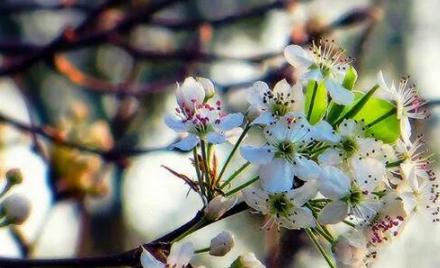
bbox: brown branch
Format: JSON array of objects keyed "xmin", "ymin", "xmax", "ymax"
[
  {"xmin": 0, "ymin": 112, "xmax": 172, "ymax": 161},
  {"xmin": 0, "ymin": 203, "xmax": 249, "ymax": 267}
]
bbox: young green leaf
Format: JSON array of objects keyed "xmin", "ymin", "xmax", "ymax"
[{"xmin": 305, "ymin": 80, "xmax": 328, "ymax": 124}]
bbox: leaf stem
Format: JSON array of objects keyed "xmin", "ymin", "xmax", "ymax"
[
  {"xmin": 224, "ymin": 176, "xmax": 259, "ymax": 196},
  {"xmin": 219, "ymin": 162, "xmax": 250, "ymax": 189},
  {"xmin": 193, "ymin": 147, "xmax": 206, "ymax": 200},
  {"xmin": 305, "ymin": 228, "xmax": 336, "ymax": 268},
  {"xmin": 217, "ymin": 123, "xmax": 251, "ymax": 181}
]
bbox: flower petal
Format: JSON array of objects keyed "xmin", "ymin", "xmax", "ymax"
[
  {"xmin": 251, "ymin": 111, "xmax": 275, "ymax": 125},
  {"xmin": 351, "ymin": 157, "xmax": 385, "ymax": 193},
  {"xmin": 140, "ymin": 248, "xmax": 165, "ymax": 268},
  {"xmin": 293, "ymin": 156, "xmax": 321, "ymax": 181},
  {"xmin": 164, "ymin": 115, "xmax": 187, "ymax": 132},
  {"xmin": 218, "ymin": 113, "xmax": 244, "ymax": 131},
  {"xmin": 318, "ymin": 148, "xmax": 343, "ymax": 166},
  {"xmin": 180, "ymin": 77, "xmax": 205, "ymax": 104},
  {"xmin": 312, "ymin": 120, "xmax": 340, "ymax": 143},
  {"xmin": 284, "ymin": 45, "xmax": 314, "ymax": 68},
  {"xmin": 242, "ymin": 187, "xmax": 269, "ymax": 213},
  {"xmin": 207, "ymin": 132, "xmax": 227, "ymax": 144},
  {"xmin": 338, "ymin": 119, "xmax": 361, "ymax": 137},
  {"xmin": 400, "ymin": 116, "xmax": 412, "ymax": 146},
  {"xmin": 302, "ymin": 69, "xmax": 323, "ymax": 81},
  {"xmin": 167, "ymin": 242, "xmax": 194, "ymax": 267},
  {"xmin": 247, "ymin": 81, "xmax": 270, "ymax": 107},
  {"xmin": 319, "ymin": 166, "xmax": 351, "ymax": 199},
  {"xmin": 170, "ymin": 135, "xmax": 200, "ymax": 151},
  {"xmin": 273, "ymin": 79, "xmax": 291, "ymax": 96},
  {"xmin": 240, "ymin": 145, "xmax": 274, "ymax": 165},
  {"xmin": 319, "ymin": 200, "xmax": 349, "ymax": 225},
  {"xmin": 325, "ymin": 79, "xmax": 354, "ymax": 105},
  {"xmin": 288, "ymin": 180, "xmax": 318, "ymax": 206},
  {"xmin": 259, "ymin": 159, "xmax": 294, "ymax": 193},
  {"xmin": 286, "ymin": 207, "xmax": 316, "ymax": 229},
  {"xmin": 400, "ymin": 160, "xmax": 418, "ymax": 190}
]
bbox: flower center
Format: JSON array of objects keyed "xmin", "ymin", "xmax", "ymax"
[
  {"xmin": 275, "ymin": 141, "xmax": 295, "ymax": 159},
  {"xmin": 268, "ymin": 193, "xmax": 294, "ymax": 218},
  {"xmin": 342, "ymin": 187, "xmax": 364, "ymax": 205},
  {"xmin": 341, "ymin": 137, "xmax": 358, "ymax": 158}
]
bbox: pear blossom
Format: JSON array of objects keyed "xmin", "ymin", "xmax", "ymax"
[
  {"xmin": 333, "ymin": 230, "xmax": 367, "ymax": 268},
  {"xmin": 377, "ymin": 71, "xmax": 428, "ymax": 145},
  {"xmin": 205, "ymin": 194, "xmax": 238, "ymax": 221},
  {"xmin": 165, "ymin": 77, "xmax": 244, "ymax": 151},
  {"xmin": 140, "ymin": 242, "xmax": 194, "ymax": 268},
  {"xmin": 240, "ymin": 113, "xmax": 321, "ymax": 192},
  {"xmin": 318, "ymin": 161, "xmax": 385, "ymax": 225},
  {"xmin": 242, "ymin": 182, "xmax": 317, "ymax": 230},
  {"xmin": 317, "ymin": 119, "xmax": 383, "ymax": 167},
  {"xmin": 246, "ymin": 79, "xmax": 304, "ymax": 125},
  {"xmin": 0, "ymin": 194, "xmax": 31, "ymax": 225},
  {"xmin": 284, "ymin": 40, "xmax": 354, "ymax": 105},
  {"xmin": 209, "ymin": 231, "xmax": 235, "ymax": 256}
]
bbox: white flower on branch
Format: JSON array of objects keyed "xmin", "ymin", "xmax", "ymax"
[
  {"xmin": 284, "ymin": 40, "xmax": 354, "ymax": 105},
  {"xmin": 141, "ymin": 242, "xmax": 194, "ymax": 268},
  {"xmin": 209, "ymin": 231, "xmax": 235, "ymax": 256},
  {"xmin": 240, "ymin": 113, "xmax": 321, "ymax": 192},
  {"xmin": 242, "ymin": 182, "xmax": 317, "ymax": 230},
  {"xmin": 246, "ymin": 79, "xmax": 304, "ymax": 125},
  {"xmin": 165, "ymin": 77, "xmax": 244, "ymax": 151}
]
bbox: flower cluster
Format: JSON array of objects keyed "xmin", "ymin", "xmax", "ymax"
[{"xmin": 157, "ymin": 40, "xmax": 437, "ymax": 268}]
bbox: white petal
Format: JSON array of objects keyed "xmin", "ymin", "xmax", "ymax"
[
  {"xmin": 400, "ymin": 161, "xmax": 418, "ymax": 190},
  {"xmin": 318, "ymin": 148, "xmax": 343, "ymax": 166},
  {"xmin": 259, "ymin": 159, "xmax": 294, "ymax": 193},
  {"xmin": 325, "ymin": 79, "xmax": 354, "ymax": 105},
  {"xmin": 400, "ymin": 116, "xmax": 412, "ymax": 146},
  {"xmin": 196, "ymin": 77, "xmax": 215, "ymax": 97},
  {"xmin": 207, "ymin": 132, "xmax": 227, "ymax": 144},
  {"xmin": 319, "ymin": 166, "xmax": 351, "ymax": 199},
  {"xmin": 351, "ymin": 157, "xmax": 385, "ymax": 193},
  {"xmin": 180, "ymin": 77, "xmax": 205, "ymax": 104},
  {"xmin": 338, "ymin": 119, "xmax": 360, "ymax": 137},
  {"xmin": 351, "ymin": 200, "xmax": 380, "ymax": 225},
  {"xmin": 247, "ymin": 81, "xmax": 269, "ymax": 108},
  {"xmin": 357, "ymin": 137, "xmax": 383, "ymax": 157},
  {"xmin": 167, "ymin": 242, "xmax": 194, "ymax": 267},
  {"xmin": 302, "ymin": 69, "xmax": 323, "ymax": 81},
  {"xmin": 242, "ymin": 187, "xmax": 269, "ymax": 213},
  {"xmin": 287, "ymin": 207, "xmax": 316, "ymax": 229},
  {"xmin": 273, "ymin": 79, "xmax": 291, "ymax": 96},
  {"xmin": 170, "ymin": 135, "xmax": 200, "ymax": 151},
  {"xmin": 293, "ymin": 157, "xmax": 321, "ymax": 181},
  {"xmin": 140, "ymin": 248, "xmax": 165, "ymax": 268},
  {"xmin": 288, "ymin": 180, "xmax": 318, "ymax": 206},
  {"xmin": 313, "ymin": 120, "xmax": 340, "ymax": 143},
  {"xmin": 251, "ymin": 111, "xmax": 274, "ymax": 125},
  {"xmin": 225, "ymin": 127, "xmax": 243, "ymax": 144},
  {"xmin": 291, "ymin": 83, "xmax": 305, "ymax": 113},
  {"xmin": 240, "ymin": 145, "xmax": 274, "ymax": 165},
  {"xmin": 284, "ymin": 45, "xmax": 314, "ymax": 68},
  {"xmin": 218, "ymin": 113, "xmax": 244, "ymax": 131},
  {"xmin": 164, "ymin": 115, "xmax": 187, "ymax": 132},
  {"xmin": 319, "ymin": 200, "xmax": 349, "ymax": 225}
]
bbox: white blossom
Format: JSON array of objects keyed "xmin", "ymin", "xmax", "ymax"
[
  {"xmin": 165, "ymin": 77, "xmax": 244, "ymax": 151},
  {"xmin": 240, "ymin": 113, "xmax": 320, "ymax": 192},
  {"xmin": 141, "ymin": 242, "xmax": 194, "ymax": 268},
  {"xmin": 209, "ymin": 231, "xmax": 235, "ymax": 256},
  {"xmin": 284, "ymin": 40, "xmax": 354, "ymax": 105}
]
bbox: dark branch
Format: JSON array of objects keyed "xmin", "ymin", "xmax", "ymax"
[{"xmin": 0, "ymin": 2, "xmax": 93, "ymax": 14}]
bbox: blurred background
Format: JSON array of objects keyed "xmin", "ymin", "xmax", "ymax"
[{"xmin": 0, "ymin": 0, "xmax": 439, "ymax": 267}]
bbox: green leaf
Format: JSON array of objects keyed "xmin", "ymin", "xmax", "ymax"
[
  {"xmin": 305, "ymin": 80, "xmax": 328, "ymax": 125},
  {"xmin": 327, "ymin": 66, "xmax": 358, "ymax": 123},
  {"xmin": 333, "ymin": 85, "xmax": 379, "ymax": 125},
  {"xmin": 334, "ymin": 91, "xmax": 400, "ymax": 143}
]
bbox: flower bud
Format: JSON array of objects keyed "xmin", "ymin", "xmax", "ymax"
[
  {"xmin": 5, "ymin": 169, "xmax": 23, "ymax": 185},
  {"xmin": 229, "ymin": 253, "xmax": 265, "ymax": 268},
  {"xmin": 0, "ymin": 194, "xmax": 31, "ymax": 225},
  {"xmin": 333, "ymin": 231, "xmax": 366, "ymax": 268},
  {"xmin": 197, "ymin": 77, "xmax": 215, "ymax": 101},
  {"xmin": 205, "ymin": 195, "xmax": 237, "ymax": 221},
  {"xmin": 209, "ymin": 231, "xmax": 235, "ymax": 256}
]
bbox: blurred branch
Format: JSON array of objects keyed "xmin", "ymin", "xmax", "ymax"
[
  {"xmin": 0, "ymin": 203, "xmax": 249, "ymax": 267},
  {"xmin": 0, "ymin": 0, "xmax": 186, "ymax": 76},
  {"xmin": 0, "ymin": 112, "xmax": 172, "ymax": 161},
  {"xmin": 0, "ymin": 1, "xmax": 93, "ymax": 14},
  {"xmin": 149, "ymin": 0, "xmax": 290, "ymax": 30}
]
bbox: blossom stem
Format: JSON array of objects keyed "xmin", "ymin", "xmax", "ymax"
[
  {"xmin": 172, "ymin": 218, "xmax": 207, "ymax": 242},
  {"xmin": 194, "ymin": 247, "xmax": 211, "ymax": 254},
  {"xmin": 219, "ymin": 162, "xmax": 250, "ymax": 189},
  {"xmin": 314, "ymin": 225, "xmax": 335, "ymax": 244},
  {"xmin": 305, "ymin": 228, "xmax": 336, "ymax": 268},
  {"xmin": 217, "ymin": 123, "xmax": 251, "ymax": 182},
  {"xmin": 193, "ymin": 147, "xmax": 206, "ymax": 200},
  {"xmin": 224, "ymin": 176, "xmax": 259, "ymax": 197},
  {"xmin": 366, "ymin": 106, "xmax": 397, "ymax": 129},
  {"xmin": 200, "ymin": 140, "xmax": 212, "ymax": 200}
]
